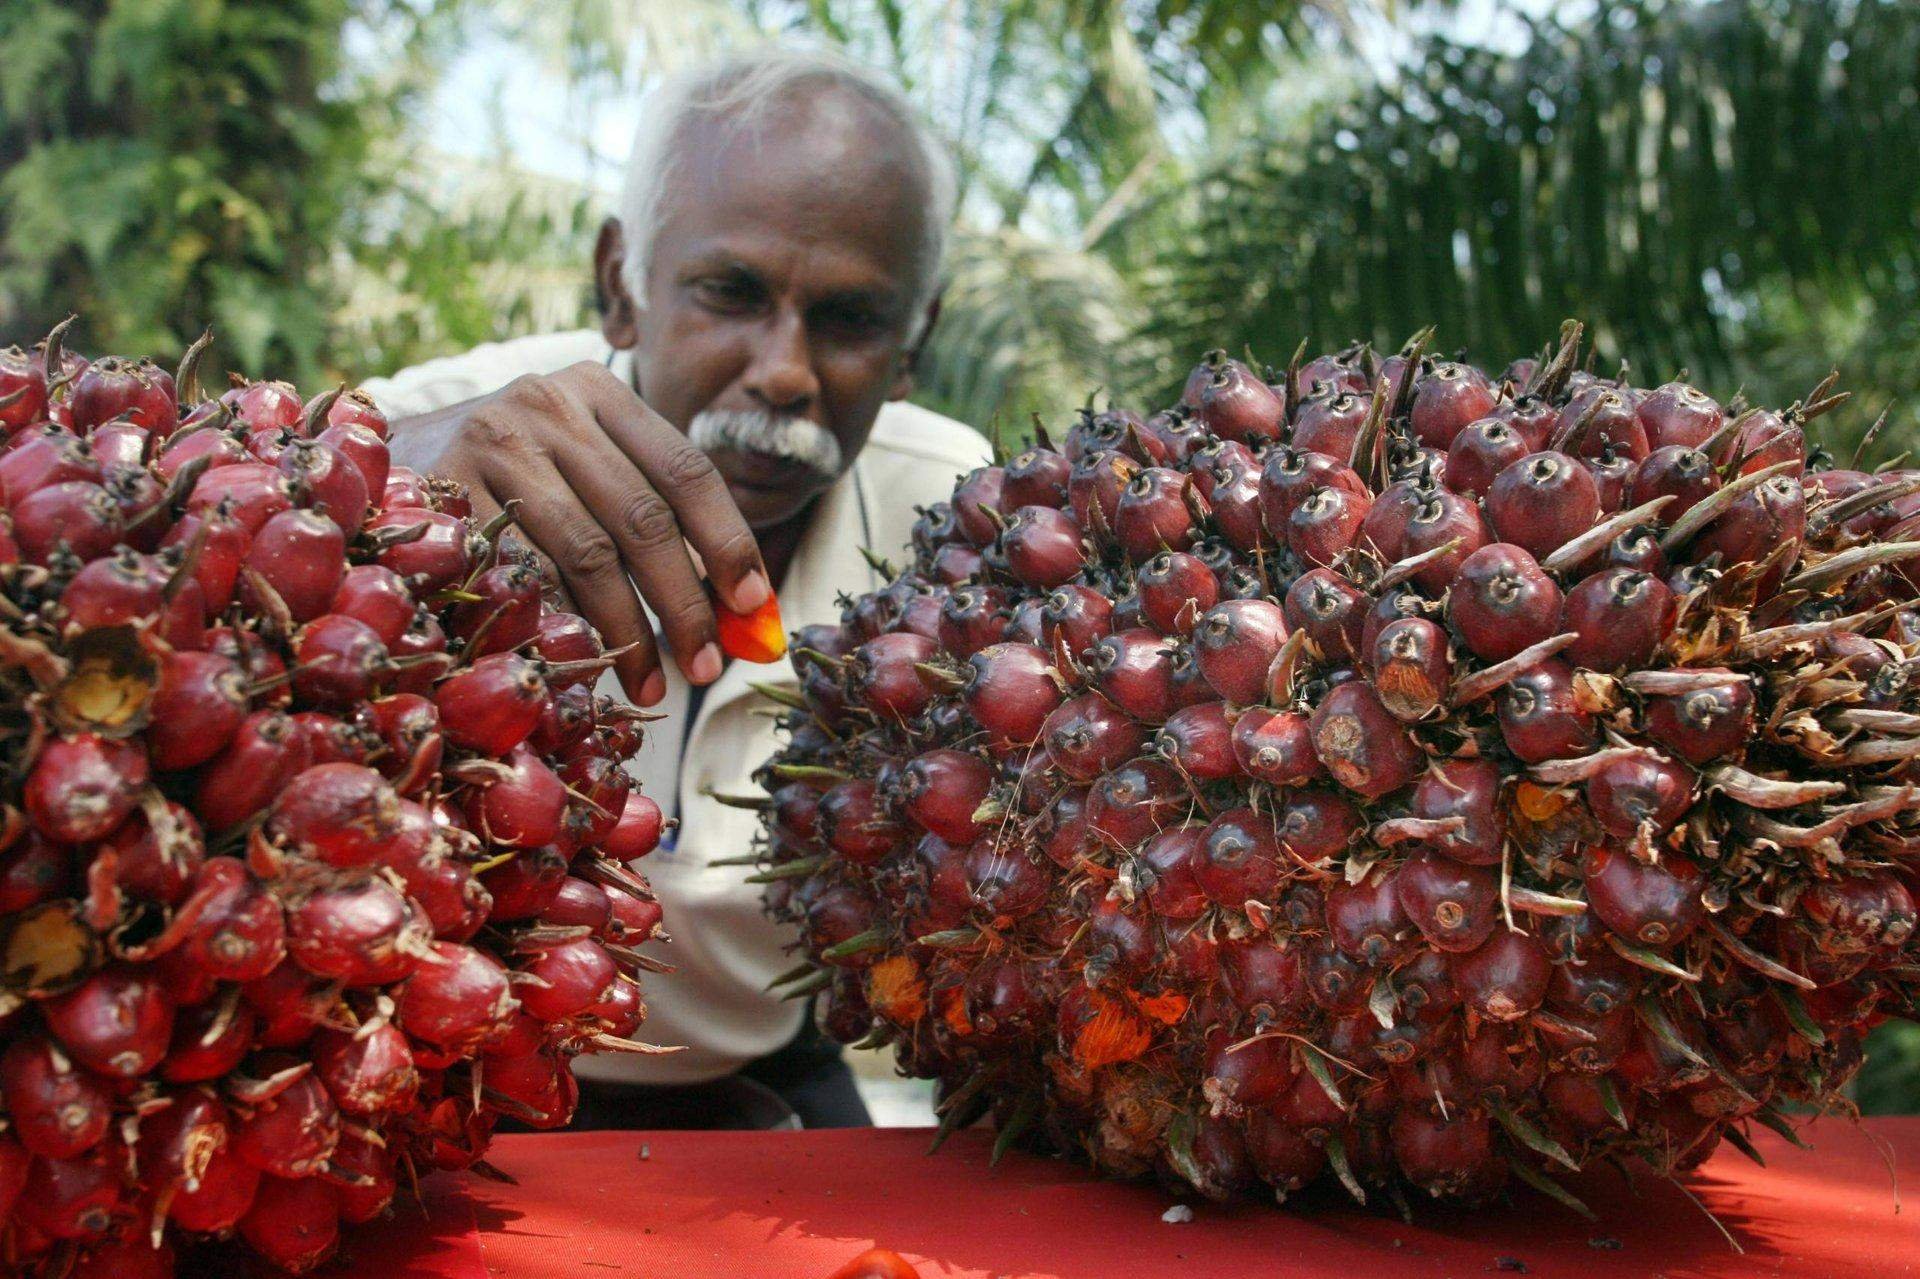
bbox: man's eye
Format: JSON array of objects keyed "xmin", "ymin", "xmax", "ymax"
[
  {"xmin": 695, "ymin": 277, "xmax": 762, "ymax": 310},
  {"xmin": 817, "ymin": 303, "xmax": 885, "ymax": 336}
]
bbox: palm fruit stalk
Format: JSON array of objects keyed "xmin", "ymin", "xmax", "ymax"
[
  {"xmin": 0, "ymin": 322, "xmax": 673, "ymax": 1275},
  {"xmin": 752, "ymin": 321, "xmax": 1918, "ymax": 1212}
]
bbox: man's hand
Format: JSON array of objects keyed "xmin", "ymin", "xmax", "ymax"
[{"xmin": 388, "ymin": 362, "xmax": 771, "ymax": 705}]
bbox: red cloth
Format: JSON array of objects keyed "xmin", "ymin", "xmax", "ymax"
[{"xmin": 347, "ymin": 1119, "xmax": 1919, "ymax": 1278}]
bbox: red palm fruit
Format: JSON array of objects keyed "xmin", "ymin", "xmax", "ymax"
[
  {"xmin": 1295, "ymin": 347, "xmax": 1371, "ymax": 399},
  {"xmin": 1087, "ymin": 627, "xmax": 1178, "ymax": 722},
  {"xmin": 1586, "ymin": 749, "xmax": 1693, "ymax": 836},
  {"xmin": 0, "ymin": 430, "xmax": 101, "ymax": 502},
  {"xmin": 1688, "ymin": 472, "xmax": 1806, "ymax": 572},
  {"xmin": 560, "ymin": 752, "xmax": 629, "ymax": 847},
  {"xmin": 386, "ymin": 610, "xmax": 451, "ymax": 696},
  {"xmin": 1042, "ymin": 693, "xmax": 1146, "ymax": 782},
  {"xmin": 266, "ymin": 762, "xmax": 401, "ymax": 867},
  {"xmin": 160, "ymin": 997, "xmax": 258, "ymax": 1082},
  {"xmin": 1112, "ymin": 466, "xmax": 1198, "ymax": 562},
  {"xmin": 849, "ymin": 631, "xmax": 942, "ymax": 720},
  {"xmin": 379, "ymin": 465, "xmax": 433, "ymax": 511},
  {"xmin": 231, "ymin": 1065, "xmax": 339, "ymax": 1176},
  {"xmin": 1039, "ymin": 583, "xmax": 1115, "ymax": 656},
  {"xmin": 1244, "ymin": 1111, "xmax": 1325, "ymax": 1197},
  {"xmin": 1087, "ymin": 757, "xmax": 1184, "ymax": 846},
  {"xmin": 435, "ymin": 653, "xmax": 546, "ymax": 753},
  {"xmin": 25, "ymin": 733, "xmax": 148, "ymax": 844},
  {"xmin": 1489, "ymin": 390, "xmax": 1554, "ymax": 446},
  {"xmin": 960, "ymin": 643, "xmax": 1060, "ymax": 746},
  {"xmin": 818, "ymin": 780, "xmax": 903, "ymax": 867},
  {"xmin": 1604, "ymin": 522, "xmax": 1667, "ymax": 574},
  {"xmin": 0, "ymin": 831, "xmax": 70, "ymax": 913},
  {"xmin": 18, "ymin": 1142, "xmax": 125, "ymax": 1241},
  {"xmin": 530, "ymin": 612, "xmax": 604, "ymax": 684},
  {"xmin": 1395, "ymin": 851, "xmax": 1499, "ymax": 952},
  {"xmin": 101, "ymin": 798, "xmax": 205, "ymax": 905},
  {"xmin": 1202, "ymin": 1030, "xmax": 1294, "ymax": 1116},
  {"xmin": 1727, "ymin": 408, "xmax": 1804, "ymax": 475},
  {"xmin": 1451, "ymin": 929, "xmax": 1551, "ymax": 1021},
  {"xmin": 1194, "ymin": 357, "xmax": 1285, "ymax": 445},
  {"xmin": 1370, "ymin": 617, "xmax": 1451, "ymax": 721},
  {"xmin": 1138, "ymin": 825, "xmax": 1209, "ymax": 918},
  {"xmin": 239, "ymin": 1174, "xmax": 340, "ymax": 1273},
  {"xmin": 1446, "ymin": 418, "xmax": 1531, "ymax": 498},
  {"xmin": 1192, "ymin": 599, "xmax": 1289, "ymax": 705},
  {"xmin": 330, "ymin": 563, "xmax": 416, "ymax": 645},
  {"xmin": 1561, "ymin": 568, "xmax": 1676, "ymax": 671},
  {"xmin": 168, "ymin": 1139, "xmax": 262, "ymax": 1232},
  {"xmin": 541, "ymin": 876, "xmax": 612, "ymax": 933},
  {"xmin": 57, "ymin": 547, "xmax": 200, "ymax": 646},
  {"xmin": 397, "ymin": 941, "xmax": 518, "ymax": 1051},
  {"xmin": 1258, "ymin": 446, "xmax": 1367, "ymax": 536},
  {"xmin": 1583, "ymin": 444, "xmax": 1634, "ymax": 511},
  {"xmin": 322, "ymin": 386, "xmax": 389, "ymax": 438},
  {"xmin": 999, "ymin": 505, "xmax": 1084, "ymax": 589},
  {"xmin": 1153, "ymin": 701, "xmax": 1237, "ymax": 779},
  {"xmin": 369, "ymin": 507, "xmax": 474, "ymax": 591},
  {"xmin": 1410, "ymin": 361, "xmax": 1496, "ymax": 448},
  {"xmin": 1302, "ymin": 938, "xmax": 1370, "ymax": 1013},
  {"xmin": 186, "ymin": 460, "xmax": 294, "ymax": 534},
  {"xmin": 144, "ymin": 650, "xmax": 251, "ymax": 772},
  {"xmin": 159, "ymin": 503, "xmax": 250, "ymax": 615},
  {"xmin": 222, "ymin": 378, "xmax": 303, "ymax": 433},
  {"xmin": 1558, "ymin": 388, "xmax": 1649, "ymax": 461},
  {"xmin": 519, "ymin": 938, "xmax": 618, "ymax": 1020},
  {"xmin": 1629, "ymin": 444, "xmax": 1719, "ymax": 519},
  {"xmin": 288, "ymin": 879, "xmax": 428, "ymax": 985},
  {"xmin": 1137, "ymin": 550, "xmax": 1219, "ymax": 635},
  {"xmin": 291, "ymin": 613, "xmax": 389, "ymax": 708},
  {"xmin": 1287, "ymin": 484, "xmax": 1371, "ymax": 568},
  {"xmin": 1803, "ymin": 872, "xmax": 1916, "ymax": 953},
  {"xmin": 479, "ymin": 845, "xmax": 568, "ymax": 921},
  {"xmin": 465, "ymin": 746, "xmax": 566, "ymax": 847},
  {"xmin": 450, "ymin": 562, "xmax": 544, "ymax": 655},
  {"xmin": 313, "ymin": 1022, "xmax": 418, "ymax": 1115},
  {"xmin": 1229, "ymin": 707, "xmax": 1320, "ymax": 785},
  {"xmin": 242, "ymin": 508, "xmax": 346, "ymax": 622},
  {"xmin": 154, "ymin": 418, "xmax": 249, "ymax": 479},
  {"xmin": 277, "ymin": 437, "xmax": 369, "ymax": 534},
  {"xmin": 1291, "ymin": 388, "xmax": 1370, "ymax": 458},
  {"xmin": 901, "ymin": 749, "xmax": 993, "ymax": 844},
  {"xmin": 1205, "ymin": 456, "xmax": 1266, "ymax": 553},
  {"xmin": 1584, "ymin": 847, "xmax": 1706, "ymax": 947},
  {"xmin": 1283, "ymin": 567, "xmax": 1366, "ymax": 661},
  {"xmin": 42, "ymin": 966, "xmax": 175, "ymax": 1078},
  {"xmin": 12, "ymin": 479, "xmax": 124, "ymax": 563},
  {"xmin": 1310, "ymin": 682, "xmax": 1423, "ymax": 799},
  {"xmin": 1389, "ymin": 1104, "xmax": 1496, "ymax": 1198},
  {"xmin": 1495, "ymin": 670, "xmax": 1592, "ymax": 772},
  {"xmin": 2, "ymin": 1036, "xmax": 112, "ymax": 1157},
  {"xmin": 949, "ymin": 465, "xmax": 1006, "ymax": 545},
  {"xmin": 1447, "ymin": 543, "xmax": 1562, "ymax": 661},
  {"xmin": 1195, "ymin": 806, "xmax": 1285, "ymax": 906},
  {"xmin": 316, "ymin": 418, "xmax": 391, "ymax": 500},
  {"xmin": 1547, "ymin": 944, "xmax": 1641, "ymax": 1016},
  {"xmin": 1410, "ymin": 759, "xmax": 1505, "ymax": 865},
  {"xmin": 1327, "ymin": 868, "xmax": 1415, "ymax": 963},
  {"xmin": 1274, "ymin": 788, "xmax": 1361, "ymax": 865},
  {"xmin": 330, "ymin": 1129, "xmax": 399, "ymax": 1224},
  {"xmin": 1066, "ymin": 448, "xmax": 1139, "ymax": 537},
  {"xmin": 596, "ymin": 792, "xmax": 662, "ymax": 863},
  {"xmin": 174, "ymin": 857, "xmax": 287, "ymax": 982},
  {"xmin": 1485, "ymin": 451, "xmax": 1600, "ymax": 558},
  {"xmin": 937, "ymin": 584, "xmax": 1009, "ymax": 657},
  {"xmin": 1000, "ymin": 446, "xmax": 1072, "ymax": 509},
  {"xmin": 103, "ymin": 458, "xmax": 167, "ymax": 545},
  {"xmin": 1637, "ymin": 381, "xmax": 1723, "ymax": 449},
  {"xmin": 1398, "ymin": 491, "xmax": 1491, "ymax": 592},
  {"xmin": 0, "ymin": 345, "xmax": 48, "ymax": 432}
]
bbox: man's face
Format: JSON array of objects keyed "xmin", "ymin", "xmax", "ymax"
[{"xmin": 600, "ymin": 90, "xmax": 934, "ymax": 530}]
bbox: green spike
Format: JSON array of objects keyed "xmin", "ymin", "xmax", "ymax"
[
  {"xmin": 778, "ymin": 969, "xmax": 833, "ymax": 1000},
  {"xmin": 1490, "ymin": 1099, "xmax": 1581, "ymax": 1172},
  {"xmin": 1595, "ymin": 1076, "xmax": 1630, "ymax": 1131},
  {"xmin": 935, "ymin": 1069, "xmax": 993, "ymax": 1118},
  {"xmin": 1720, "ymin": 1125, "xmax": 1767, "ymax": 1167},
  {"xmin": 743, "ymin": 856, "xmax": 825, "ymax": 884},
  {"xmin": 1323, "ymin": 1134, "xmax": 1367, "ymax": 1205},
  {"xmin": 769, "ymin": 763, "xmax": 850, "ymax": 786},
  {"xmin": 747, "ymin": 681, "xmax": 807, "ymax": 711},
  {"xmin": 701, "ymin": 787, "xmax": 771, "ymax": 811},
  {"xmin": 1299, "ymin": 1046, "xmax": 1345, "ymax": 1110},
  {"xmin": 706, "ymin": 853, "xmax": 765, "ymax": 867},
  {"xmin": 1508, "ymin": 1158, "xmax": 1597, "ymax": 1222},
  {"xmin": 915, "ymin": 928, "xmax": 983, "ymax": 950},
  {"xmin": 1773, "ymin": 988, "xmax": 1827, "ymax": 1046},
  {"xmin": 1608, "ymin": 936, "xmax": 1700, "ymax": 983},
  {"xmin": 819, "ymin": 929, "xmax": 885, "ymax": 963},
  {"xmin": 1750, "ymin": 1106, "xmax": 1813, "ymax": 1150},
  {"xmin": 990, "ymin": 1092, "xmax": 1039, "ymax": 1167},
  {"xmin": 765, "ymin": 960, "xmax": 819, "ymax": 991}
]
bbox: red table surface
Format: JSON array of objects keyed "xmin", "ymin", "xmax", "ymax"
[{"xmin": 345, "ymin": 1118, "xmax": 1919, "ymax": 1279}]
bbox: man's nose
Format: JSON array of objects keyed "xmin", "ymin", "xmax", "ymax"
[{"xmin": 745, "ymin": 310, "xmax": 819, "ymax": 416}]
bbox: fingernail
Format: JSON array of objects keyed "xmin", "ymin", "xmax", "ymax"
[
  {"xmin": 689, "ymin": 643, "xmax": 723, "ymax": 685},
  {"xmin": 732, "ymin": 569, "xmax": 772, "ymax": 614},
  {"xmin": 639, "ymin": 670, "xmax": 666, "ymax": 706}
]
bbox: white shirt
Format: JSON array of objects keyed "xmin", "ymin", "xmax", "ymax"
[{"xmin": 362, "ymin": 331, "xmax": 992, "ymax": 1082}]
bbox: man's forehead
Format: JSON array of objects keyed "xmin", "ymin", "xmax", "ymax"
[{"xmin": 655, "ymin": 88, "xmax": 928, "ymax": 285}]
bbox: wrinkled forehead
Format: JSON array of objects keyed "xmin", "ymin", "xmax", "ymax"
[{"xmin": 652, "ymin": 87, "xmax": 932, "ymax": 294}]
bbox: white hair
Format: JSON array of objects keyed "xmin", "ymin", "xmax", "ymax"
[{"xmin": 617, "ymin": 48, "xmax": 957, "ymax": 321}]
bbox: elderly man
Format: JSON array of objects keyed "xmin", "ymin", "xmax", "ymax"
[{"xmin": 367, "ymin": 49, "xmax": 990, "ymax": 1128}]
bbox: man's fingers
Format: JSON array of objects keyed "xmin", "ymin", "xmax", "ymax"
[
  {"xmin": 580, "ymin": 370, "xmax": 771, "ymax": 615},
  {"xmin": 494, "ymin": 461, "xmax": 665, "ymax": 705},
  {"xmin": 548, "ymin": 433, "xmax": 723, "ymax": 687}
]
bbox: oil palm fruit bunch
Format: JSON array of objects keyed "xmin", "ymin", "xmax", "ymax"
[
  {"xmin": 0, "ymin": 323, "xmax": 672, "ymax": 1275},
  {"xmin": 751, "ymin": 321, "xmax": 1918, "ymax": 1215}
]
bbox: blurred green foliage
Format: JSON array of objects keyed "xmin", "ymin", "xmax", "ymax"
[{"xmin": 0, "ymin": 0, "xmax": 1914, "ymax": 1110}]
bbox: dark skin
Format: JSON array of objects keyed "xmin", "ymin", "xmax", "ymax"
[{"xmin": 389, "ymin": 88, "xmax": 938, "ymax": 705}]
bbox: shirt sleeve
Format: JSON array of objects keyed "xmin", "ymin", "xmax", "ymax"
[{"xmin": 359, "ymin": 330, "xmax": 609, "ymax": 420}]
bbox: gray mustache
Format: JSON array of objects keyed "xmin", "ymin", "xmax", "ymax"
[{"xmin": 687, "ymin": 409, "xmax": 844, "ymax": 477}]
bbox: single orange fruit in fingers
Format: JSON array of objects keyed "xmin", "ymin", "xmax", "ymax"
[{"xmin": 712, "ymin": 587, "xmax": 787, "ymax": 663}]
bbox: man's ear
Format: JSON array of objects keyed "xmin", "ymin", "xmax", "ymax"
[
  {"xmin": 890, "ymin": 291, "xmax": 942, "ymax": 401},
  {"xmin": 595, "ymin": 218, "xmax": 641, "ymax": 350}
]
